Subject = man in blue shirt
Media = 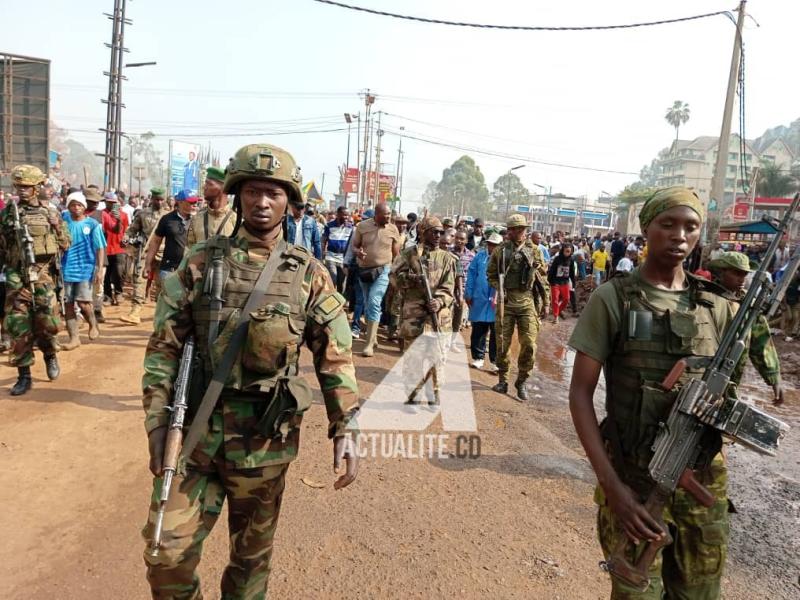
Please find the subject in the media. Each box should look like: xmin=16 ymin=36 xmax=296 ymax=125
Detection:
xmin=286 ymin=201 xmax=321 ymax=258
xmin=322 ymin=206 xmax=353 ymax=292
xmin=60 ymin=191 xmax=107 ymax=350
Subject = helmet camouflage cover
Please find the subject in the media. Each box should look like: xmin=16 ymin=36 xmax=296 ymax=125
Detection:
xmin=12 ymin=164 xmax=46 ymax=187
xmin=506 ymin=213 xmax=528 ymax=228
xmin=223 ymin=144 xmax=304 ymax=206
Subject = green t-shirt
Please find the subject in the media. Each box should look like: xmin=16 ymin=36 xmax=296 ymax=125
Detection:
xmin=568 ymin=269 xmax=730 ymax=363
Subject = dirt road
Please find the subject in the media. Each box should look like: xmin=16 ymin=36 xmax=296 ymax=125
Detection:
xmin=0 ymin=305 xmax=797 ymax=599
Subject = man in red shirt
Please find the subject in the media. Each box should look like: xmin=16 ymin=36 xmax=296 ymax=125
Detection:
xmin=101 ymin=192 xmax=129 ymax=305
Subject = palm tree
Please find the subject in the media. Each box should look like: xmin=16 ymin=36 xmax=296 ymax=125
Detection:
xmin=757 ymin=162 xmax=796 ymax=197
xmin=665 ymin=101 xmax=691 ymax=154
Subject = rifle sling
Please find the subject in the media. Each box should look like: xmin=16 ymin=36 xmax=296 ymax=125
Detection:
xmin=179 ymin=239 xmax=287 ymax=462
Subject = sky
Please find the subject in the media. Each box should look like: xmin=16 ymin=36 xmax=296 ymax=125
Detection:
xmin=3 ymin=0 xmax=798 ymax=214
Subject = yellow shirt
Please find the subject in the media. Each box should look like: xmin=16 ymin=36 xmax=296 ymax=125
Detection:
xmin=592 ymin=249 xmax=608 ymax=271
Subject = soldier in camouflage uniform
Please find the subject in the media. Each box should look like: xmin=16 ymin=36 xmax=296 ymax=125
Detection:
xmin=707 ymin=251 xmax=784 ymax=404
xmin=487 ymin=213 xmax=549 ymax=401
xmin=120 ymin=187 xmax=169 ymax=325
xmin=0 ymin=165 xmax=71 ymax=395
xmin=186 ymin=166 xmax=235 ymax=246
xmin=141 ymin=144 xmax=359 ymax=599
xmin=391 ymin=216 xmax=456 ymax=405
xmin=569 ymin=187 xmax=750 ymax=600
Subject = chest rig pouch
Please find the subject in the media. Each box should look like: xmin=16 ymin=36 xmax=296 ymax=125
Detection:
xmin=604 ymin=274 xmax=725 ymax=491
xmin=192 ymin=238 xmax=311 ymax=399
xmin=21 ymin=205 xmax=59 ymax=259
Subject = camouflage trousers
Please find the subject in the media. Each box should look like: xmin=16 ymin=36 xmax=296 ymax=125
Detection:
xmin=3 ymin=269 xmax=60 ymax=367
xmin=131 ymin=258 xmax=162 ymax=304
xmin=596 ymin=455 xmax=729 ymax=600
xmin=496 ymin=302 xmax=540 ymax=384
xmin=143 ymin=421 xmax=289 ymax=599
xmin=402 ymin=330 xmax=449 ymax=399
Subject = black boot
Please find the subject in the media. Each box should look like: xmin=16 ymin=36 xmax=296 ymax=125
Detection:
xmin=515 ymin=381 xmax=529 ymax=402
xmin=95 ymin=309 xmax=106 ymax=324
xmin=45 ymin=354 xmax=60 ymax=381
xmin=10 ymin=366 xmax=32 ymax=396
xmin=491 ymin=381 xmax=508 ymax=395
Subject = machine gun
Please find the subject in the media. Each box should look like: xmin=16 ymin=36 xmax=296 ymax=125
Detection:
xmin=148 ymin=335 xmax=196 ymax=557
xmin=496 ymin=248 xmax=507 ymax=361
xmin=130 ymin=232 xmax=147 ymax=278
xmin=601 ymin=193 xmax=799 ymax=590
xmin=10 ymin=201 xmax=39 ymax=297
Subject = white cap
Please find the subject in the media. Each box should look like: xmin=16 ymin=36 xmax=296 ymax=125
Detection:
xmin=66 ymin=191 xmax=87 ymax=208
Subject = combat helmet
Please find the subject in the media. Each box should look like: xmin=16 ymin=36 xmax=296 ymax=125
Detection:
xmin=506 ymin=213 xmax=527 ymax=228
xmin=223 ymin=144 xmax=303 ymax=207
xmin=12 ymin=164 xmax=46 ymax=187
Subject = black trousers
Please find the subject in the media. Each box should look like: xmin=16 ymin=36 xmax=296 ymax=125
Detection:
xmin=469 ymin=321 xmax=497 ymax=363
xmin=104 ymin=253 xmax=125 ymax=297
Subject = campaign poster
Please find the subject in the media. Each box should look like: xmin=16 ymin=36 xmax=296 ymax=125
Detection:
xmin=169 ymin=140 xmax=201 ymax=197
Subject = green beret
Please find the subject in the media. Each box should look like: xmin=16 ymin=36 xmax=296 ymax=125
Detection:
xmin=639 ymin=186 xmax=703 ymax=231
xmin=150 ymin=187 xmax=166 ymax=197
xmin=206 ymin=167 xmax=225 ymax=183
xmin=707 ymin=251 xmax=752 ymax=273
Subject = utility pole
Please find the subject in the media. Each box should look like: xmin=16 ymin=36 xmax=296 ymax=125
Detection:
xmin=359 ymin=90 xmax=375 ymax=209
xmin=504 ymin=164 xmax=525 ymax=220
xmin=373 ymin=111 xmax=383 ymax=207
xmin=394 ymin=126 xmax=404 ymax=213
xmin=706 ymin=0 xmax=746 ymax=246
xmin=134 ymin=165 xmax=145 ymax=196
xmin=99 ymin=0 xmax=130 ymax=191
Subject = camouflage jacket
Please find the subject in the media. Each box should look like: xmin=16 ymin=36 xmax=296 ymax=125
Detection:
xmin=127 ymin=206 xmax=168 ymax=241
xmin=487 ymin=239 xmax=548 ymax=309
xmin=391 ymin=244 xmax=456 ymax=338
xmin=187 ymin=204 xmax=235 ymax=247
xmin=141 ymin=229 xmax=359 ymax=468
xmin=0 ymin=198 xmax=71 ymax=276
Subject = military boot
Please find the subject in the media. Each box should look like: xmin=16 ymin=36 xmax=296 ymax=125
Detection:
xmin=60 ymin=318 xmax=81 ymax=351
xmin=491 ymin=381 xmax=508 ymax=395
xmin=515 ymin=380 xmax=529 ymax=402
xmin=119 ymin=304 xmax=142 ymax=325
xmin=362 ymin=321 xmax=379 ymax=357
xmin=44 ymin=354 xmax=60 ymax=381
xmin=10 ymin=366 xmax=32 ymax=396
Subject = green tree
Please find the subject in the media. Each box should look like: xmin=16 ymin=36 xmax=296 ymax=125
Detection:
xmin=420 ymin=180 xmax=439 ymax=208
xmin=49 ymin=122 xmax=105 ymax=187
xmin=757 ymin=162 xmax=796 ymax=197
xmin=665 ymin=100 xmax=691 ymax=150
xmin=430 ymin=156 xmax=490 ymax=219
xmin=492 ymin=171 xmax=530 ymax=214
xmin=123 ymin=132 xmax=164 ymax=194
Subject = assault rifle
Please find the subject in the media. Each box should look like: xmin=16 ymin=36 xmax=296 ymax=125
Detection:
xmin=10 ymin=201 xmax=39 ymax=297
xmin=148 ymin=335 xmax=196 ymax=557
xmin=496 ymin=247 xmax=507 ymax=361
xmin=602 ymin=193 xmax=799 ymax=590
xmin=53 ymin=249 xmax=66 ymax=316
xmin=406 ymin=253 xmax=446 ymax=402
xmin=130 ymin=232 xmax=147 ymax=278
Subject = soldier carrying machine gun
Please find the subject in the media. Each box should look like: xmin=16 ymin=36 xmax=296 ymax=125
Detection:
xmin=601 ymin=193 xmax=798 ymax=590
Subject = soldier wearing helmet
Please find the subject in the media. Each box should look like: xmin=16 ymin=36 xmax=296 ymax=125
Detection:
xmin=486 ymin=213 xmax=549 ymax=401
xmin=0 ymin=165 xmax=71 ymax=395
xmin=708 ymin=251 xmax=783 ymax=404
xmin=141 ymin=144 xmax=359 ymax=598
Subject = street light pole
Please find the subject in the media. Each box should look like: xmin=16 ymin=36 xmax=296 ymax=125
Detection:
xmin=343 ymin=113 xmax=353 ymax=205
xmin=504 ymin=164 xmax=525 ymax=220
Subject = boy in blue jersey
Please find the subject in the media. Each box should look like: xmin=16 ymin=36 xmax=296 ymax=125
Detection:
xmin=60 ymin=192 xmax=106 ymax=349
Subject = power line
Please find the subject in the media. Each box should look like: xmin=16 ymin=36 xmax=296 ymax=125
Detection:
xmin=313 ymin=0 xmax=729 ymax=32
xmin=62 ymin=126 xmax=349 ymax=138
xmin=381 ymin=127 xmax=638 ymax=175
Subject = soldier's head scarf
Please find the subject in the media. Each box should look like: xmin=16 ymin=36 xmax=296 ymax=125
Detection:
xmin=418 ymin=216 xmax=443 ymax=234
xmin=639 ymin=186 xmax=703 ymax=231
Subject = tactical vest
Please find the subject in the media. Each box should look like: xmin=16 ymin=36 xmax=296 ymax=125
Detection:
xmin=604 ymin=273 xmax=728 ymax=492
xmin=19 ymin=205 xmax=59 ymax=261
xmin=501 ymin=242 xmax=536 ymax=291
xmin=189 ymin=237 xmax=312 ymax=405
